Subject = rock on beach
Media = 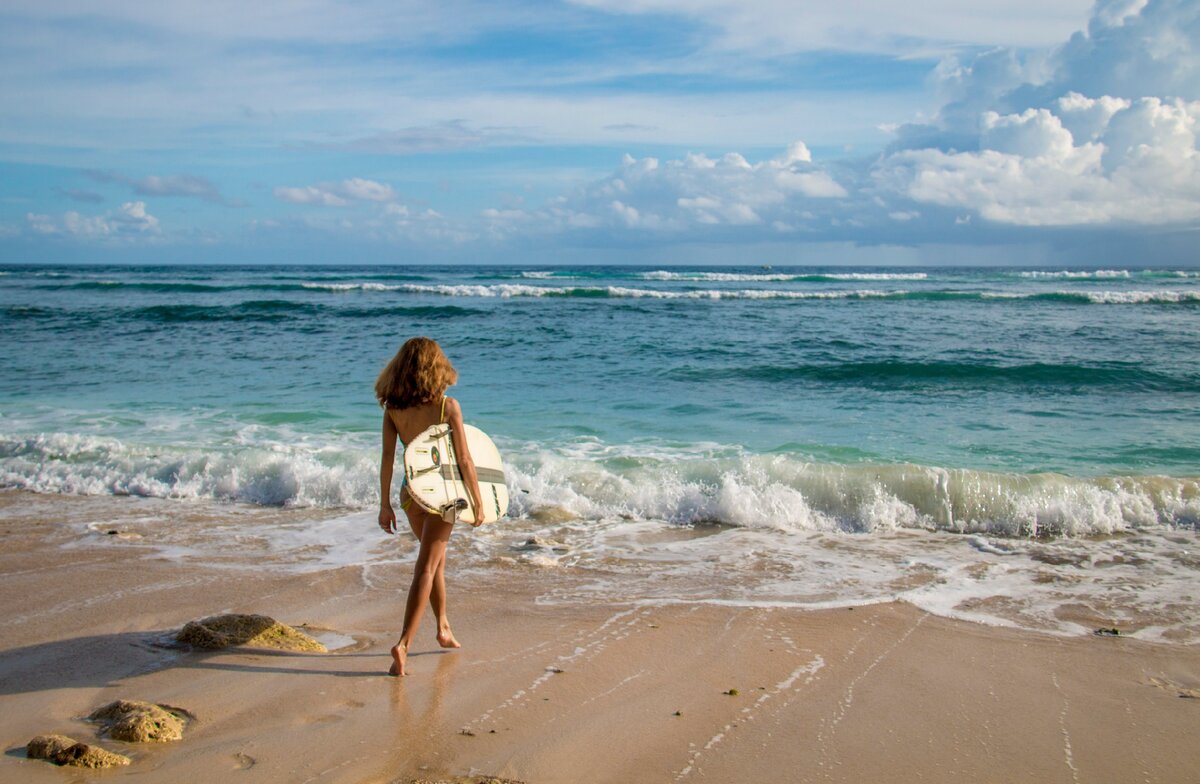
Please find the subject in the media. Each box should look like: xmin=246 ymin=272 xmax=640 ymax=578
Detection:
xmin=88 ymin=700 xmax=190 ymax=743
xmin=26 ymin=735 xmax=131 ymax=769
xmin=176 ymin=613 xmax=326 ymax=652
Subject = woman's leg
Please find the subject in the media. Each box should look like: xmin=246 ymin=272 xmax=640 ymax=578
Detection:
xmin=391 ymin=515 xmax=454 ymax=676
xmin=432 ymin=553 xmax=460 ymax=649
xmin=401 ymin=489 xmax=459 ymax=648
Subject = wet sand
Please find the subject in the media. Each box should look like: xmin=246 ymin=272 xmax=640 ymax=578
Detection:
xmin=1 ymin=490 xmax=1199 ymax=783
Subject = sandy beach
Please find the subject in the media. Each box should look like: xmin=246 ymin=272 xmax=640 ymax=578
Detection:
xmin=1 ymin=489 xmax=1198 ymax=783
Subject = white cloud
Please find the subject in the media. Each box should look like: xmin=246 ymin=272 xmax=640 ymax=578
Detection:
xmin=869 ymin=0 xmax=1200 ymax=228
xmin=980 ymin=108 xmax=1076 ymax=159
xmin=878 ymin=97 xmax=1200 ymax=226
xmin=26 ymin=212 xmax=58 ymax=235
xmin=62 ymin=210 xmax=114 ymax=237
xmin=485 ymin=143 xmax=848 ymax=235
xmin=339 ymin=178 xmax=397 ymax=202
xmin=25 ymin=201 xmax=161 ymax=239
xmin=274 ymin=186 xmax=349 ymax=207
xmin=780 ymin=0 xmax=1197 ymax=231
xmin=1052 ymin=0 xmax=1199 ymax=100
xmin=115 ymin=200 xmax=159 ymax=231
xmin=273 ymin=178 xmax=397 ymax=206
xmin=1055 ymin=92 xmax=1131 ymax=142
xmin=1093 ymin=0 xmax=1150 ymax=28
xmin=254 ymin=197 xmax=470 ymax=245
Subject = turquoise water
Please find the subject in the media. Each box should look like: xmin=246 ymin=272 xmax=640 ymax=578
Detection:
xmin=1 ymin=264 xmax=1198 ymax=532
xmin=4 ymin=263 xmax=1200 ymax=642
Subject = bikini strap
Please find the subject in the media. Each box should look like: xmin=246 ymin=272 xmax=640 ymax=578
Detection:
xmin=440 ymin=396 xmax=447 ymax=423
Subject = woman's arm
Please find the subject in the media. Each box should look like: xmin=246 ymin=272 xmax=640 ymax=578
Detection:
xmin=444 ymin=397 xmax=485 ymax=526
xmin=379 ymin=411 xmax=398 ymax=534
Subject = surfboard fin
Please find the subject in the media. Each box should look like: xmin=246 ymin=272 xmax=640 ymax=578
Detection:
xmin=440 ymin=498 xmax=468 ymax=523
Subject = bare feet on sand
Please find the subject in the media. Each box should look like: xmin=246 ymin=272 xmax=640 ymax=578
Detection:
xmin=437 ymin=625 xmax=462 ymax=649
xmin=388 ymin=642 xmax=407 ymax=676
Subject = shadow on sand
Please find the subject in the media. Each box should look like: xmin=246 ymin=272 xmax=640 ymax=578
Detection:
xmin=0 ymin=630 xmax=450 ymax=695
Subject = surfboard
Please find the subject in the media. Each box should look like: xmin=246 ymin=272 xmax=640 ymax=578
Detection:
xmin=403 ymin=423 xmax=509 ymax=524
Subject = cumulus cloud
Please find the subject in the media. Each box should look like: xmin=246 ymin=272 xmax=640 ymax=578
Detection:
xmin=1046 ymin=0 xmax=1199 ymax=102
xmin=874 ymin=0 xmax=1200 ymax=226
xmin=485 ymin=142 xmax=848 ymax=235
xmin=25 ymin=201 xmax=161 ymax=239
xmin=253 ymin=201 xmax=472 ymax=245
xmin=273 ymin=178 xmax=398 ymax=206
xmin=274 ymin=186 xmax=350 ymax=207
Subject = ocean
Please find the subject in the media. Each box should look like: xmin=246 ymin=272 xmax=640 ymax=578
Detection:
xmin=2 ymin=264 xmax=1198 ymax=642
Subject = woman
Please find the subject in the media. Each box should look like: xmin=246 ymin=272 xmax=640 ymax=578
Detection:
xmin=376 ymin=337 xmax=483 ymax=676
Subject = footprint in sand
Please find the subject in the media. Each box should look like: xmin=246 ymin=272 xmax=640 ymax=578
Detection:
xmin=1148 ymin=676 xmax=1200 ymax=699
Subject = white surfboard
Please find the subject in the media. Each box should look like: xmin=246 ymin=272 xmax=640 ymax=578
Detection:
xmin=403 ymin=423 xmax=509 ymax=524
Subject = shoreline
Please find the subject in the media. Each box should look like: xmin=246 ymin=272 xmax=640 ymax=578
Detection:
xmin=2 ymin=490 xmax=1199 ymax=782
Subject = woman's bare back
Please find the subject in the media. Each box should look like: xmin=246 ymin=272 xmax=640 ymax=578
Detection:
xmin=386 ymin=398 xmax=447 ymax=445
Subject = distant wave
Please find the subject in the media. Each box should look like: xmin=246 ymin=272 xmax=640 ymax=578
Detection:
xmin=32 ymin=280 xmax=421 ymax=293
xmin=2 ymin=306 xmax=58 ymax=320
xmin=1016 ymin=269 xmax=1200 ymax=280
xmin=637 ymin=270 xmax=930 ymax=282
xmin=674 ymin=360 xmax=1198 ymax=392
xmin=14 ymin=279 xmax=1200 ymax=306
xmin=125 ymin=301 xmax=485 ymax=323
xmin=1057 ymin=290 xmax=1200 ymax=304
xmin=1019 ymin=270 xmax=1132 ymax=279
xmin=132 ymin=300 xmax=321 ymax=322
xmin=36 ymin=280 xmax=236 ymax=293
xmin=3 ymin=432 xmax=1196 ymax=537
xmin=384 ymin=284 xmax=1200 ymax=304
xmin=4 ymin=302 xmax=485 ymax=324
xmin=300 ymin=282 xmax=408 ymax=292
xmin=391 ymin=283 xmax=907 ymax=299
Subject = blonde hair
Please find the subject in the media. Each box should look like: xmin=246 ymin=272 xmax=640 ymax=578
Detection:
xmin=374 ymin=337 xmax=458 ymax=409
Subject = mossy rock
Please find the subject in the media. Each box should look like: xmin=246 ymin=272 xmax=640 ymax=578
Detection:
xmin=26 ymin=734 xmax=78 ymax=760
xmin=54 ymin=743 xmax=132 ymax=769
xmin=88 ymin=700 xmax=190 ymax=743
xmin=176 ymin=613 xmax=326 ymax=652
xmin=27 ymin=736 xmax=130 ymax=769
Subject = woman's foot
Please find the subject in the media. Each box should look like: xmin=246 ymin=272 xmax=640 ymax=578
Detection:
xmin=436 ymin=624 xmax=461 ymax=649
xmin=388 ymin=642 xmax=408 ymax=676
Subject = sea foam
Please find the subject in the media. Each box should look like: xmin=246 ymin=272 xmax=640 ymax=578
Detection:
xmin=4 ymin=432 xmax=1196 ymax=537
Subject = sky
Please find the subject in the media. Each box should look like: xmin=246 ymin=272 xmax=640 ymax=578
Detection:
xmin=1 ymin=0 xmax=1198 ymax=266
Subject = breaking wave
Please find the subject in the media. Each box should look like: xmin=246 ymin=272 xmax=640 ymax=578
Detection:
xmin=2 ymin=432 xmax=1196 ymax=538
xmin=364 ymin=284 xmax=1200 ymax=304
xmin=636 ymin=271 xmax=930 ymax=282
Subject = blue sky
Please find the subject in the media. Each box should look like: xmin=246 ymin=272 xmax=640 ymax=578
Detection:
xmin=1 ymin=0 xmax=1198 ymax=265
